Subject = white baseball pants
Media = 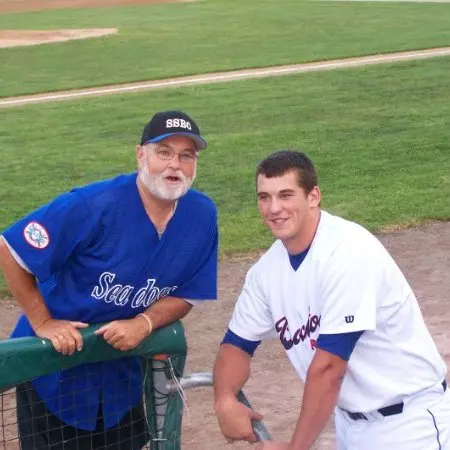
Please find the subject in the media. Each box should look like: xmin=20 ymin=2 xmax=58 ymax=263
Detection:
xmin=335 ymin=379 xmax=450 ymax=449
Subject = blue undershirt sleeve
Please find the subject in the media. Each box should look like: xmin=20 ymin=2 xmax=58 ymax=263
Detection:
xmin=221 ymin=328 xmax=261 ymax=357
xmin=316 ymin=331 xmax=364 ymax=361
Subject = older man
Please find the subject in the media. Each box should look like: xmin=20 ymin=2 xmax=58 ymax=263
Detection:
xmin=0 ymin=110 xmax=218 ymax=449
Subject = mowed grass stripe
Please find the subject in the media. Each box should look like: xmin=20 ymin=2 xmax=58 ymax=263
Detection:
xmin=2 ymin=47 xmax=450 ymax=107
xmin=1 ymin=0 xmax=450 ymax=96
xmin=1 ymin=57 xmax=449 ymax=261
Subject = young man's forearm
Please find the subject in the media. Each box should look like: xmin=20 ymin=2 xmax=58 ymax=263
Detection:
xmin=213 ymin=344 xmax=251 ymax=402
xmin=213 ymin=344 xmax=263 ymax=443
xmin=289 ymin=352 xmax=346 ymax=449
xmin=0 ymin=240 xmax=51 ymax=330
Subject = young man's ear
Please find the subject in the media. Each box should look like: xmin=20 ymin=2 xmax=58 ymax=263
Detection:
xmin=309 ymin=186 xmax=321 ymax=208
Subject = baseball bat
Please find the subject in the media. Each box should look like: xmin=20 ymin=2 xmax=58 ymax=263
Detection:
xmin=165 ymin=372 xmax=272 ymax=441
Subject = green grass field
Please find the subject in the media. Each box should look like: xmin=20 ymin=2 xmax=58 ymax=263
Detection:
xmin=1 ymin=0 xmax=450 ymax=96
xmin=1 ymin=0 xmax=450 ymax=294
xmin=1 ymin=57 xmax=449 ymax=259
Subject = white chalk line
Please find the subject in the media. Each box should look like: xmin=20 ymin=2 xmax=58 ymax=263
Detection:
xmin=1 ymin=47 xmax=450 ymax=107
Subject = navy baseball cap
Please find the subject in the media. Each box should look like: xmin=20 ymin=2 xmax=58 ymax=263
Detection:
xmin=140 ymin=110 xmax=207 ymax=150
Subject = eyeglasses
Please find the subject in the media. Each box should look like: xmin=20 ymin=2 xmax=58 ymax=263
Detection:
xmin=152 ymin=147 xmax=198 ymax=164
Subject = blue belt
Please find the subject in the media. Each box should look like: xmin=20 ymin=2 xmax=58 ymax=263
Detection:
xmin=345 ymin=379 xmax=447 ymax=421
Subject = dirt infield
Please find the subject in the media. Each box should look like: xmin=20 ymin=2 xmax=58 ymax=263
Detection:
xmin=0 ymin=0 xmax=192 ymax=47
xmin=1 ymin=220 xmax=449 ymax=449
xmin=0 ymin=29 xmax=118 ymax=48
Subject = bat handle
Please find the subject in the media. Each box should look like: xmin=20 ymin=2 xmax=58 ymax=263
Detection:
xmin=237 ymin=390 xmax=273 ymax=441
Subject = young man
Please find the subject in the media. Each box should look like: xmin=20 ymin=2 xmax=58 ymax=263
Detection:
xmin=0 ymin=110 xmax=218 ymax=449
xmin=213 ymin=150 xmax=449 ymax=450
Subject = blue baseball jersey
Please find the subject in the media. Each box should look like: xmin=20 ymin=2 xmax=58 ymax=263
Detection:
xmin=3 ymin=172 xmax=218 ymax=430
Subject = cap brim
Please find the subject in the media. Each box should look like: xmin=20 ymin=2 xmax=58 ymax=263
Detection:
xmin=146 ymin=132 xmax=207 ymax=150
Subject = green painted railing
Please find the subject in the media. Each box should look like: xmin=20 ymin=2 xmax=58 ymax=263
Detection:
xmin=0 ymin=321 xmax=187 ymax=450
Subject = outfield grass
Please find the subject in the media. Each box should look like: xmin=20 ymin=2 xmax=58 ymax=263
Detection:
xmin=1 ymin=0 xmax=450 ymax=97
xmin=1 ymin=56 xmax=449 ymax=263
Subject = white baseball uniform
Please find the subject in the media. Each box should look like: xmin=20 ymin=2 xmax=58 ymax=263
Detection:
xmin=228 ymin=210 xmax=449 ymax=449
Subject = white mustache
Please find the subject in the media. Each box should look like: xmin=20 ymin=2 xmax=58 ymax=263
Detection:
xmin=162 ymin=169 xmax=188 ymax=182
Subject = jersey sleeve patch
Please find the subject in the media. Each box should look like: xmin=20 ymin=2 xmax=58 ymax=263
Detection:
xmin=316 ymin=331 xmax=364 ymax=361
xmin=221 ymin=328 xmax=261 ymax=357
xmin=23 ymin=221 xmax=50 ymax=249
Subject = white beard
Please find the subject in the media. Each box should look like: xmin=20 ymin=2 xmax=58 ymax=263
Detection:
xmin=139 ymin=165 xmax=195 ymax=201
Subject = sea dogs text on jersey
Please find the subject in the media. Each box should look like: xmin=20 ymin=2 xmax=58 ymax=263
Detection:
xmin=91 ymin=272 xmax=178 ymax=308
xmin=276 ymin=313 xmax=321 ymax=351
xmin=166 ymin=118 xmax=192 ymax=130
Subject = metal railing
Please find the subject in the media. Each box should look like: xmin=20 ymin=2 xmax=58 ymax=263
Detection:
xmin=166 ymin=372 xmax=272 ymax=441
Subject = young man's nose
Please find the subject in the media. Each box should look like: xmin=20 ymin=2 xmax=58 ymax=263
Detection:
xmin=269 ymin=198 xmax=282 ymax=214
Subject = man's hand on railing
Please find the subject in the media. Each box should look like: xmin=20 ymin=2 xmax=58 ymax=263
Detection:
xmin=35 ymin=319 xmax=88 ymax=355
xmin=95 ymin=316 xmax=151 ymax=351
